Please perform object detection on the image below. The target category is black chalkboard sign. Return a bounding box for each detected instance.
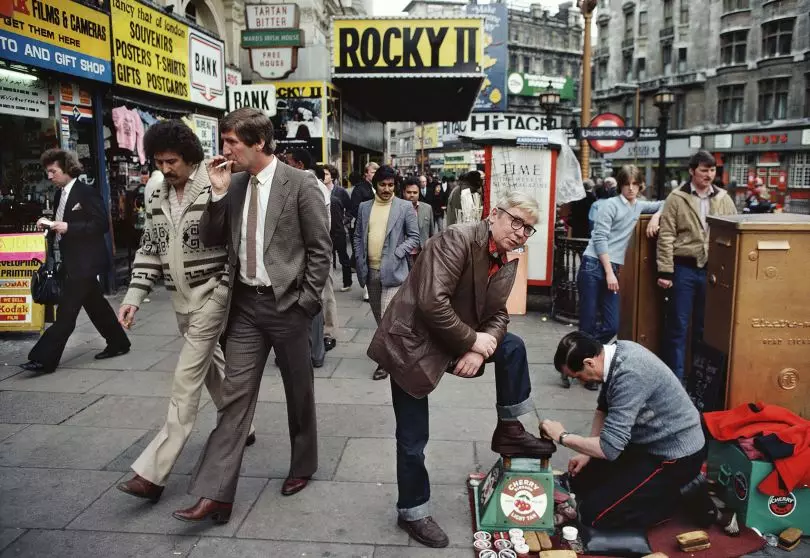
[687,341,728,412]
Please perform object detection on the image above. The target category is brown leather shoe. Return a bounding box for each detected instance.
[397,516,449,548]
[281,477,310,496]
[491,420,556,458]
[172,498,232,523]
[117,474,164,503]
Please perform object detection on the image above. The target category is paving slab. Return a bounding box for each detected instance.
[68,474,266,538]
[344,315,379,329]
[0,467,123,529]
[0,529,25,554]
[187,538,374,558]
[0,530,198,558]
[418,485,475,547]
[60,347,173,371]
[316,403,396,438]
[0,367,21,382]
[374,547,473,558]
[0,425,146,469]
[0,392,102,424]
[334,327,359,342]
[331,357,380,379]
[335,438,474,485]
[0,368,118,394]
[0,424,27,443]
[326,342,373,358]
[64,395,190,429]
[238,480,409,545]
[88,371,176,397]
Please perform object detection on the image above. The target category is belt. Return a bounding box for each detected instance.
[237,281,273,295]
[673,256,704,269]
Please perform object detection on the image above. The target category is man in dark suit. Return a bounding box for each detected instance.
[22,149,129,373]
[172,108,331,523]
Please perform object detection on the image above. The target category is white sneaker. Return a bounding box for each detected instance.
[362,286,369,302]
[339,286,351,292]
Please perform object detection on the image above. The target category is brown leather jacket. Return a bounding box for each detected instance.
[367,220,517,398]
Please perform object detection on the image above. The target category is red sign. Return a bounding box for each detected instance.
[0,0,12,18]
[588,113,626,154]
[743,134,789,146]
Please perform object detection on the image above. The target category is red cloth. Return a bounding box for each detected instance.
[704,402,810,496]
[487,236,506,278]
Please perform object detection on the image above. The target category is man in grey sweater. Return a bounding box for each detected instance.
[542,332,706,529]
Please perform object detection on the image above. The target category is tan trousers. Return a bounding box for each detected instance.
[132,297,253,486]
[323,264,339,337]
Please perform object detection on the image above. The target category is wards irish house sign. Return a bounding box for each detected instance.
[242,4,303,79]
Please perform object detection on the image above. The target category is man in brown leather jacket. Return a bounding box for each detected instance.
[368,190,555,548]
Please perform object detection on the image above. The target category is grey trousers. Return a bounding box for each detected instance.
[310,310,325,364]
[189,284,317,502]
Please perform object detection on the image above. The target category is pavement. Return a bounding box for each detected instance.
[0,272,799,557]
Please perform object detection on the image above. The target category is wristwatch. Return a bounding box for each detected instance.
[558,432,571,447]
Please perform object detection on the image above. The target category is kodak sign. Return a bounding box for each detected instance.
[332,18,483,76]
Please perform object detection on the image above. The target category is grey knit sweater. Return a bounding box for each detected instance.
[597,341,705,461]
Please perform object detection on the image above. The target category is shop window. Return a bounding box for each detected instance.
[624,9,634,40]
[718,84,745,124]
[761,19,794,58]
[638,11,648,37]
[720,30,748,65]
[757,78,789,121]
[662,44,673,75]
[723,0,749,12]
[726,154,751,188]
[790,153,810,190]
[679,1,689,24]
[664,0,673,28]
[637,58,646,81]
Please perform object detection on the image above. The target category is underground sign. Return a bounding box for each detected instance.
[587,112,627,154]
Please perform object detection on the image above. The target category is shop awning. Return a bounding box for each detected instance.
[332,17,486,123]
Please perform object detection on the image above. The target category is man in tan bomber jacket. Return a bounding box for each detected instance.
[656,150,737,382]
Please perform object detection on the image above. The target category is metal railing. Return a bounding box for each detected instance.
[551,227,589,324]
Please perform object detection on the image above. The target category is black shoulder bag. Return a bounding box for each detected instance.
[31,231,63,305]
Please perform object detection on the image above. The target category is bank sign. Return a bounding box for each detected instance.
[111,0,225,108]
[0,0,112,82]
[332,18,483,76]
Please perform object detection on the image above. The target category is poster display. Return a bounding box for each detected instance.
[488,146,554,285]
[0,233,46,332]
[0,71,48,118]
[326,84,341,167]
[192,114,219,158]
[270,81,325,163]
[467,3,508,112]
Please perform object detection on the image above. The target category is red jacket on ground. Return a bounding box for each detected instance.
[704,402,810,496]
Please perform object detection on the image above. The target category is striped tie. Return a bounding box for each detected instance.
[55,190,68,240]
[246,176,259,280]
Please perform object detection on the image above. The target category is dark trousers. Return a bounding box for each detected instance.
[189,284,316,502]
[577,255,620,343]
[664,264,707,380]
[391,332,532,515]
[571,445,705,529]
[29,276,128,370]
[332,232,352,288]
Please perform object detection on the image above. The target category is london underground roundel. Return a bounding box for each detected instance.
[588,113,626,154]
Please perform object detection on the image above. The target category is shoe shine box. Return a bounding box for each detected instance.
[708,440,810,534]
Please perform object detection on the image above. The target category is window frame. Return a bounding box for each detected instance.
[679,1,689,25]
[720,30,748,65]
[624,100,635,128]
[638,11,648,37]
[761,18,794,59]
[717,84,745,124]
[636,57,646,81]
[624,9,635,40]
[722,0,749,13]
[663,0,673,28]
[757,78,789,121]
[662,44,673,75]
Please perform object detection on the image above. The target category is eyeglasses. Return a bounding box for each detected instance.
[498,207,537,238]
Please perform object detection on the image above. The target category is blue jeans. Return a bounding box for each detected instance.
[391,332,533,520]
[577,255,620,343]
[664,264,707,381]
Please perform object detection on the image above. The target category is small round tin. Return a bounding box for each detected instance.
[473,531,492,541]
[474,539,492,550]
[493,538,513,551]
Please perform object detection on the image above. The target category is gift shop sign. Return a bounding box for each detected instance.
[0,0,112,82]
[244,4,300,80]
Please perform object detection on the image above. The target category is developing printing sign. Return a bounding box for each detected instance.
[189,29,225,109]
[111,0,190,101]
[332,18,483,76]
[0,233,45,332]
[0,71,48,118]
[0,0,112,82]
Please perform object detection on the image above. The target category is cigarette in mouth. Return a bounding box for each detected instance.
[215,161,230,169]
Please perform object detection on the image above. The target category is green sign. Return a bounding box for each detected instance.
[241,29,304,48]
[506,72,575,101]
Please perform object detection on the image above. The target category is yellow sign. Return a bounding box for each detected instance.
[111,0,190,100]
[0,0,112,82]
[415,123,441,150]
[332,18,483,75]
[0,234,46,332]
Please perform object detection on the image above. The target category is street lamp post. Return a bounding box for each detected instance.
[579,0,598,179]
[653,87,675,200]
[539,81,561,130]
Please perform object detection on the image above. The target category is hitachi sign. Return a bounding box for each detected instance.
[227,84,277,116]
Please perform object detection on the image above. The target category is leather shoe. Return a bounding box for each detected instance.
[397,516,449,548]
[491,420,556,458]
[246,432,256,447]
[281,477,310,496]
[20,361,53,373]
[560,373,571,389]
[324,336,336,351]
[372,366,388,380]
[116,474,164,503]
[94,345,130,360]
[584,381,600,391]
[172,498,232,523]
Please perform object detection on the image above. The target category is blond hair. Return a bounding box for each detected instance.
[497,190,541,222]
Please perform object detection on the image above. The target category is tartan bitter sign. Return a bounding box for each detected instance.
[241,29,304,49]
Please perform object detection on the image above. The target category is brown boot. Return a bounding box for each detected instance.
[116,474,164,503]
[397,516,449,548]
[491,419,556,458]
[172,498,232,523]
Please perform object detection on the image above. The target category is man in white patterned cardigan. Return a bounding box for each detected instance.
[116,120,254,503]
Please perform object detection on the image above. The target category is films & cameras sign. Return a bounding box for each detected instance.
[0,0,112,82]
[332,18,483,76]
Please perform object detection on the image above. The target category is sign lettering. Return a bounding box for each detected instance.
[227,84,276,116]
[332,18,483,75]
[189,28,225,108]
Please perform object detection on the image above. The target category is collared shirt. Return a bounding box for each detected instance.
[167,165,198,228]
[619,194,631,206]
[602,342,617,384]
[238,157,278,286]
[690,183,715,232]
[55,178,77,222]
[488,235,506,278]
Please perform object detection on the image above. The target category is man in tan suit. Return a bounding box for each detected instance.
[172,108,331,523]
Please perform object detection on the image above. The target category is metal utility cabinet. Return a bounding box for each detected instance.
[703,214,810,417]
